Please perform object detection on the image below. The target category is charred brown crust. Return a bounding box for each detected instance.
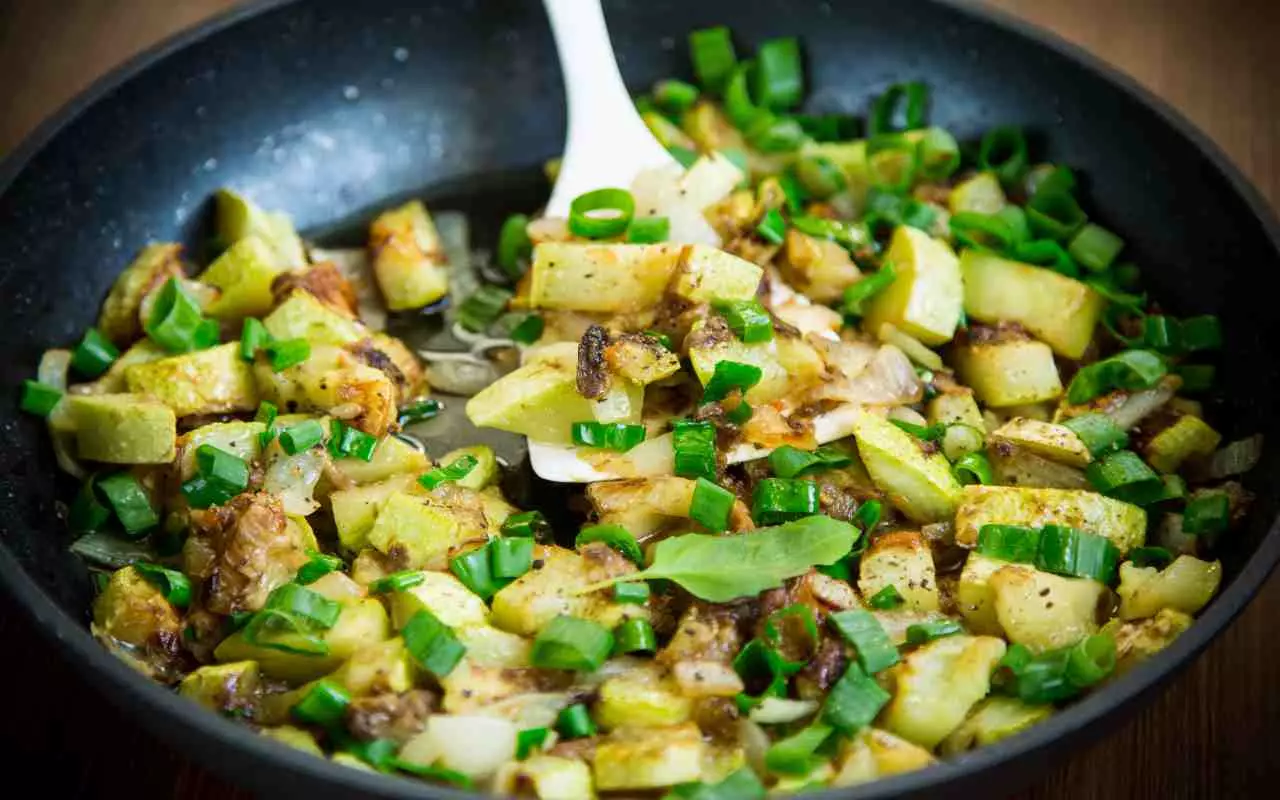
[576,324,612,399]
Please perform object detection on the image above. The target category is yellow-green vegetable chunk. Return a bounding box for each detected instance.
[69,393,176,463]
[954,485,1146,554]
[200,237,288,320]
[863,225,965,346]
[125,342,258,417]
[369,200,449,310]
[951,338,1063,408]
[882,634,1006,749]
[851,409,962,523]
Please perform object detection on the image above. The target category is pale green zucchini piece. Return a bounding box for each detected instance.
[200,237,288,320]
[330,474,418,552]
[368,200,449,310]
[862,225,964,346]
[69,393,176,463]
[670,245,763,303]
[82,339,170,395]
[388,570,489,630]
[990,417,1092,467]
[926,391,984,430]
[262,290,366,345]
[1143,415,1221,473]
[253,344,396,437]
[214,188,307,269]
[592,724,706,791]
[858,531,940,612]
[125,342,258,417]
[948,172,1007,215]
[490,545,646,636]
[951,338,1063,407]
[595,664,693,730]
[955,552,1009,636]
[940,696,1053,755]
[832,728,937,787]
[328,434,428,485]
[98,243,185,345]
[438,445,498,490]
[850,409,962,523]
[1107,608,1193,674]
[365,491,471,570]
[1117,556,1222,620]
[882,635,1006,750]
[954,484,1146,553]
[530,242,683,313]
[496,756,596,800]
[686,316,824,404]
[990,564,1105,653]
[178,661,261,712]
[177,420,265,479]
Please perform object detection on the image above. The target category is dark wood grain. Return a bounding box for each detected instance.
[1,0,1278,797]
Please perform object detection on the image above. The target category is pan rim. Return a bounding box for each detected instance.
[0,0,1277,797]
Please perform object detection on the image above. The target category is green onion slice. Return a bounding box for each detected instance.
[1068,223,1124,272]
[754,37,803,109]
[764,724,833,775]
[768,444,852,478]
[1063,413,1130,457]
[575,523,643,565]
[688,26,737,94]
[690,477,736,532]
[71,328,119,378]
[613,582,650,605]
[20,380,63,417]
[327,420,378,462]
[292,680,350,728]
[626,216,670,244]
[457,285,513,332]
[1085,450,1164,505]
[1035,524,1121,583]
[555,702,598,739]
[515,727,550,760]
[976,524,1041,564]
[402,608,466,678]
[952,451,993,485]
[266,338,310,372]
[97,473,159,537]
[1128,546,1174,569]
[1067,349,1167,405]
[419,454,479,490]
[822,663,891,734]
[673,419,717,481]
[978,126,1029,186]
[867,584,904,610]
[531,615,614,672]
[278,419,325,455]
[841,263,897,318]
[654,78,700,113]
[703,360,763,403]
[449,544,500,600]
[569,188,635,239]
[1014,238,1079,278]
[145,278,208,353]
[614,618,657,655]
[866,133,919,192]
[904,619,964,646]
[295,550,344,585]
[134,562,192,608]
[496,213,532,278]
[240,317,271,361]
[1027,190,1088,242]
[755,208,787,245]
[918,127,961,179]
[868,81,927,136]
[398,398,442,425]
[491,537,535,580]
[501,510,551,541]
[713,298,774,343]
[1183,492,1230,537]
[752,478,819,526]
[368,569,427,594]
[794,155,846,199]
[829,609,900,674]
[570,421,646,453]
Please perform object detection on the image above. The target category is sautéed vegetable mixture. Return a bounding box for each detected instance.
[20,25,1261,798]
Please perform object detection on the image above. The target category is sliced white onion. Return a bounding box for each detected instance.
[738,720,772,776]
[398,714,517,780]
[264,447,326,516]
[1106,379,1176,430]
[1193,435,1264,481]
[876,322,943,371]
[748,697,819,725]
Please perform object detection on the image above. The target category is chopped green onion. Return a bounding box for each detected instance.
[841,263,897,318]
[295,551,344,585]
[795,113,858,142]
[398,398,442,425]
[71,328,119,378]
[777,168,806,214]
[724,398,753,425]
[265,582,343,628]
[1014,238,1079,278]
[242,608,329,656]
[713,298,774,343]
[890,418,947,442]
[754,37,803,109]
[491,537,535,580]
[1027,190,1088,242]
[69,477,111,533]
[1067,349,1167,404]
[626,216,670,244]
[516,727,550,760]
[703,360,763,403]
[1035,524,1120,583]
[570,421,646,452]
[855,499,883,534]
[1175,364,1215,393]
[952,451,993,485]
[673,419,717,481]
[904,619,964,646]
[866,133,919,192]
[569,188,635,239]
[613,582,650,605]
[669,145,700,168]
[20,380,62,417]
[690,477,736,532]
[790,215,871,252]
[532,615,614,672]
[755,208,787,244]
[555,702,597,739]
[950,207,1029,253]
[765,724,833,775]
[1179,316,1223,352]
[745,114,806,153]
[292,680,350,728]
[869,82,927,136]
[768,444,852,478]
[457,285,513,332]
[830,609,900,674]
[1065,633,1116,687]
[97,473,159,536]
[419,454,479,490]
[794,155,846,199]
[1085,450,1164,505]
[1113,262,1142,289]
[1063,413,1130,457]
[1067,223,1124,272]
[723,62,763,128]
[240,317,271,361]
[182,444,250,509]
[823,663,891,734]
[667,768,767,800]
[344,737,399,771]
[575,523,643,565]
[752,478,819,525]
[978,126,1029,186]
[145,278,207,353]
[327,420,378,462]
[1183,492,1230,537]
[867,584,904,610]
[368,570,426,594]
[501,510,552,541]
[255,401,279,448]
[495,312,544,345]
[391,759,473,787]
[449,545,500,600]
[1128,546,1174,569]
[1031,165,1077,198]
[497,213,533,278]
[689,26,737,94]
[644,330,673,351]
[402,608,466,678]
[654,78,700,113]
[615,618,657,655]
[278,419,325,455]
[134,562,192,608]
[265,338,310,371]
[977,524,1041,564]
[918,127,961,179]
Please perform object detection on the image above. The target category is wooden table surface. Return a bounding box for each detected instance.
[1,0,1278,797]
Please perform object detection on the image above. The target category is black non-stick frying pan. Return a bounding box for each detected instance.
[1,0,1278,797]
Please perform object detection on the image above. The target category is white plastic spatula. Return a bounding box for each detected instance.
[542,0,678,218]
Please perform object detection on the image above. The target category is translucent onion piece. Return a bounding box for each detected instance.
[264,447,326,516]
[398,714,518,780]
[877,322,944,371]
[748,697,819,725]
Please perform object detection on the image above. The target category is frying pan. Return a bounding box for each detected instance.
[1,0,1277,797]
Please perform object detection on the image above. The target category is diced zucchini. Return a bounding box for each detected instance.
[863,225,964,346]
[490,545,646,636]
[329,434,428,485]
[465,342,642,443]
[960,250,1105,359]
[948,171,1007,215]
[330,474,419,551]
[366,492,470,570]
[882,635,1006,750]
[687,316,823,405]
[988,446,1089,490]
[670,245,763,303]
[1117,556,1221,620]
[939,696,1053,755]
[214,596,389,683]
[200,237,288,320]
[389,570,489,630]
[833,728,936,787]
[800,139,872,214]
[990,564,1105,653]
[98,243,185,345]
[497,756,596,800]
[92,565,183,649]
[926,391,984,430]
[177,420,265,479]
[529,242,683,313]
[214,188,307,270]
[604,336,682,384]
[262,290,366,346]
[953,485,1147,554]
[990,418,1092,467]
[593,724,706,791]
[179,661,262,712]
[68,393,176,463]
[587,476,699,540]
[454,624,532,668]
[253,344,396,437]
[329,637,413,696]
[438,445,498,490]
[955,552,1010,636]
[781,228,863,304]
[125,342,259,417]
[260,725,324,756]
[1107,608,1193,674]
[1143,415,1221,473]
[858,531,939,612]
[951,337,1063,407]
[596,664,693,730]
[851,409,962,523]
[369,200,449,310]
